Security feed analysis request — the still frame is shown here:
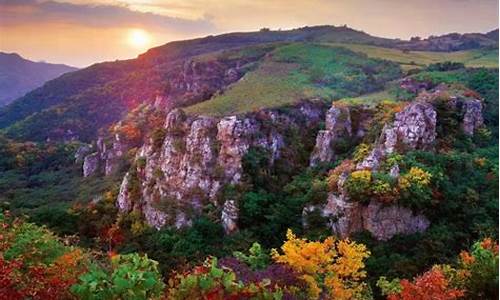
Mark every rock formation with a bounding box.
[305,86,485,240]
[461,99,484,136]
[116,102,325,231]
[310,105,352,166]
[81,134,128,177]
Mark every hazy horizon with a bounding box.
[1,0,498,67]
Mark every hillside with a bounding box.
[0,25,497,142]
[0,25,498,299]
[0,52,77,106]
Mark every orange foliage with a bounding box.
[272,229,370,299]
[388,267,464,300]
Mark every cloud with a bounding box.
[0,0,216,34]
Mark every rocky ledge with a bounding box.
[305,85,484,240]
[116,102,325,231]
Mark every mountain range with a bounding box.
[0,52,77,107]
[0,25,497,142]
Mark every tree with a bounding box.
[383,266,464,300]
[271,229,371,299]
[458,238,499,298]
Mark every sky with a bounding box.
[0,0,498,67]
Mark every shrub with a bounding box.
[353,143,371,163]
[167,257,284,300]
[381,266,464,300]
[458,238,499,298]
[345,170,372,203]
[0,212,88,299]
[327,160,354,192]
[233,242,270,271]
[398,167,433,210]
[71,253,165,300]
[271,229,371,300]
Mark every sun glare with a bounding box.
[127,28,151,49]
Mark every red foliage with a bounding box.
[119,123,142,143]
[0,258,24,300]
[101,224,124,251]
[388,268,464,300]
[0,250,86,300]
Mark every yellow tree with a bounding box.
[272,229,371,299]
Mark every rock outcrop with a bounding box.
[461,99,484,136]
[310,105,352,166]
[306,99,440,240]
[306,86,484,240]
[357,101,437,171]
[307,194,430,241]
[81,134,128,177]
[117,102,325,231]
[83,153,99,178]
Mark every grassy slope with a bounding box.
[185,42,498,117]
[327,43,499,69]
[185,43,401,116]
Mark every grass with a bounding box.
[185,43,401,116]
[327,43,498,69]
[185,61,309,116]
[337,90,396,107]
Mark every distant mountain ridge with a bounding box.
[0,25,497,142]
[0,52,77,106]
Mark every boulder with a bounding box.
[462,99,484,136]
[75,144,92,163]
[310,105,352,166]
[83,153,99,177]
[221,200,239,234]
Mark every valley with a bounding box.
[0,25,498,299]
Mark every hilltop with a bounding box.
[0,52,77,106]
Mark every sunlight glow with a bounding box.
[127,28,152,49]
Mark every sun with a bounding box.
[127,28,152,49]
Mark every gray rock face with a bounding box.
[304,194,429,241]
[356,148,385,171]
[83,153,99,177]
[361,201,430,241]
[357,101,437,171]
[221,200,239,234]
[310,105,352,166]
[382,101,437,153]
[117,172,132,212]
[75,144,92,163]
[462,99,484,136]
[217,116,259,183]
[81,133,129,177]
[119,103,325,229]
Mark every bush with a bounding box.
[71,253,165,300]
[167,257,284,300]
[344,170,372,203]
[272,229,371,300]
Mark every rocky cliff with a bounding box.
[305,84,485,240]
[89,80,485,241]
[116,102,325,231]
[80,134,128,177]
